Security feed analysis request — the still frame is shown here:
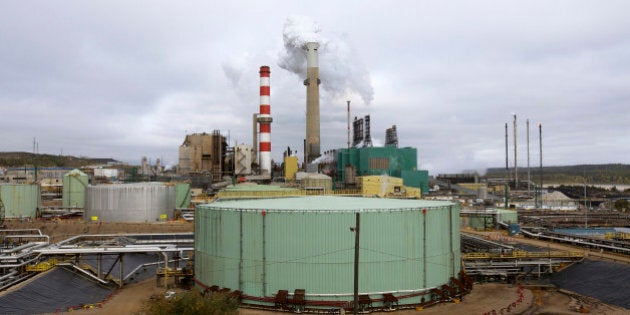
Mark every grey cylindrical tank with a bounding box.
[85,183,175,222]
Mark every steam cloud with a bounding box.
[278,15,374,105]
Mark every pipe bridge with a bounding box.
[1,231,193,290]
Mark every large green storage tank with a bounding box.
[0,184,41,219]
[62,169,89,209]
[195,196,460,307]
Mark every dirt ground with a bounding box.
[5,221,628,314]
[5,219,194,243]
[65,280,628,315]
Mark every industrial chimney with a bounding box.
[258,66,272,175]
[304,42,321,164]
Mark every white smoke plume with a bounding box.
[278,15,374,105]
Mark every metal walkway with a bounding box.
[1,230,193,290]
[461,231,584,279]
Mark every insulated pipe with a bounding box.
[252,113,258,164]
[0,242,48,260]
[0,253,43,268]
[0,270,18,282]
[257,66,272,175]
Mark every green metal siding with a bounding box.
[401,170,429,195]
[0,184,41,218]
[195,197,460,302]
[175,183,191,208]
[496,209,518,224]
[62,169,88,209]
[337,147,425,185]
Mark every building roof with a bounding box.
[205,196,455,212]
[542,191,574,201]
[223,184,298,192]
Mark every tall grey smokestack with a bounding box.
[304,42,320,163]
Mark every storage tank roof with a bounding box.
[223,184,298,192]
[206,196,454,212]
[64,169,87,177]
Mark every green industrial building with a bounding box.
[336,147,430,194]
[194,196,461,308]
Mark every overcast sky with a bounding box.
[1,1,629,174]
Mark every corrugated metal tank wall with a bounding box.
[62,169,89,209]
[175,183,191,209]
[195,197,460,304]
[0,184,41,218]
[84,183,176,222]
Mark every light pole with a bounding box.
[351,213,360,315]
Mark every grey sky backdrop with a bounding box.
[1,1,629,174]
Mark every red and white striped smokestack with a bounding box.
[258,66,273,175]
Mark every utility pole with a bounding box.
[527,119,531,197]
[505,123,509,208]
[352,213,360,315]
[513,114,518,189]
[584,169,588,229]
[539,123,543,209]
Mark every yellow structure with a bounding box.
[358,175,421,198]
[284,156,298,180]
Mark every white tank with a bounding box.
[85,183,176,222]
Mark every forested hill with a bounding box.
[0,152,118,168]
[485,164,630,184]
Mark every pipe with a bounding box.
[262,211,267,296]
[0,270,18,282]
[124,257,189,281]
[0,242,48,260]
[1,234,49,243]
[57,263,110,284]
[0,229,44,234]
[0,252,43,268]
[0,241,43,254]
[292,286,439,297]
[252,113,258,164]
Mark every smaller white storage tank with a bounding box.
[62,169,89,209]
[85,183,176,222]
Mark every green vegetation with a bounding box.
[0,152,116,168]
[139,290,238,315]
[615,199,629,212]
[486,164,630,185]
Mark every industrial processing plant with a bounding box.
[2,29,629,315]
